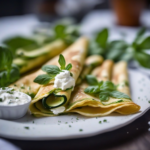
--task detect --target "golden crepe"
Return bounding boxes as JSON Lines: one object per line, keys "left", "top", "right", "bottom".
{"left": 27, "top": 37, "right": 89, "bottom": 117}
{"left": 13, "top": 40, "right": 67, "bottom": 74}
{"left": 66, "top": 60, "right": 140, "bottom": 117}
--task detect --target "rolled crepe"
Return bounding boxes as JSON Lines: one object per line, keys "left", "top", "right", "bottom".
{"left": 66, "top": 60, "right": 140, "bottom": 117}
{"left": 29, "top": 37, "right": 89, "bottom": 117}
{"left": 13, "top": 40, "right": 67, "bottom": 74}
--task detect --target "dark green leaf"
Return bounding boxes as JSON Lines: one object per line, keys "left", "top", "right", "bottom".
{"left": 86, "top": 75, "right": 98, "bottom": 85}
{"left": 95, "top": 28, "right": 108, "bottom": 48}
{"left": 139, "top": 36, "right": 150, "bottom": 49}
{"left": 58, "top": 54, "right": 66, "bottom": 70}
{"left": 134, "top": 51, "right": 150, "bottom": 68}
{"left": 99, "top": 93, "right": 109, "bottom": 101}
{"left": 134, "top": 27, "right": 146, "bottom": 42}
{"left": 0, "top": 64, "right": 20, "bottom": 87}
{"left": 99, "top": 90, "right": 131, "bottom": 101}
{"left": 65, "top": 63, "right": 72, "bottom": 70}
{"left": 42, "top": 65, "right": 60, "bottom": 75}
{"left": 3, "top": 36, "right": 37, "bottom": 55}
{"left": 100, "top": 81, "right": 116, "bottom": 91}
{"left": 84, "top": 86, "right": 100, "bottom": 94}
{"left": 34, "top": 74, "right": 53, "bottom": 85}
{"left": 0, "top": 46, "right": 13, "bottom": 72}
{"left": 106, "top": 40, "right": 128, "bottom": 61}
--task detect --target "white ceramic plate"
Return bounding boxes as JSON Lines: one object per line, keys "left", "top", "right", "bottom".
{"left": 0, "top": 69, "right": 150, "bottom": 140}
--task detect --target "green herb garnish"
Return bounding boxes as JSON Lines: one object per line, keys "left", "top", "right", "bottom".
{"left": 79, "top": 129, "right": 83, "bottom": 132}
{"left": 99, "top": 121, "right": 102, "bottom": 124}
{"left": 24, "top": 126, "right": 29, "bottom": 130}
{"left": 34, "top": 54, "right": 72, "bottom": 85}
{"left": 6, "top": 91, "right": 13, "bottom": 94}
{"left": 84, "top": 75, "right": 131, "bottom": 101}
{"left": 103, "top": 119, "right": 107, "bottom": 122}
{"left": 0, "top": 98, "right": 3, "bottom": 102}
{"left": 0, "top": 46, "right": 20, "bottom": 87}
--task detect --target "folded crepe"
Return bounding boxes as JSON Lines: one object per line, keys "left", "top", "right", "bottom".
{"left": 13, "top": 40, "right": 67, "bottom": 74}
{"left": 66, "top": 60, "right": 140, "bottom": 117}
{"left": 28, "top": 37, "right": 89, "bottom": 117}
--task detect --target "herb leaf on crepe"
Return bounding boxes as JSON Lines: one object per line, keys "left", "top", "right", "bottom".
{"left": 0, "top": 46, "right": 20, "bottom": 87}
{"left": 84, "top": 75, "right": 131, "bottom": 101}
{"left": 42, "top": 65, "right": 60, "bottom": 75}
{"left": 34, "top": 54, "right": 73, "bottom": 85}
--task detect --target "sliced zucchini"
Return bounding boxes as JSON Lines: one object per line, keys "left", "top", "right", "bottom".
{"left": 13, "top": 58, "right": 27, "bottom": 67}
{"left": 34, "top": 101, "right": 53, "bottom": 114}
{"left": 42, "top": 93, "right": 67, "bottom": 109}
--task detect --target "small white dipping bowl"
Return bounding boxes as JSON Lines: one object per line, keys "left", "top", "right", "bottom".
{"left": 0, "top": 94, "right": 31, "bottom": 120}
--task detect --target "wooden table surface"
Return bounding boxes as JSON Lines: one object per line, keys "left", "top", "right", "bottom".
{"left": 1, "top": 109, "right": 150, "bottom": 150}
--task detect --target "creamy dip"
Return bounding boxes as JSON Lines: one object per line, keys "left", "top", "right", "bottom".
{"left": 0, "top": 87, "right": 30, "bottom": 106}
{"left": 54, "top": 70, "right": 75, "bottom": 90}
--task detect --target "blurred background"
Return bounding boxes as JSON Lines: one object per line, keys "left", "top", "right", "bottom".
{"left": 0, "top": 0, "right": 150, "bottom": 24}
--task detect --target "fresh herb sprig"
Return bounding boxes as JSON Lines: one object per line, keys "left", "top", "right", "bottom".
{"left": 34, "top": 54, "right": 72, "bottom": 85}
{"left": 84, "top": 75, "right": 131, "bottom": 101}
{"left": 0, "top": 46, "right": 20, "bottom": 87}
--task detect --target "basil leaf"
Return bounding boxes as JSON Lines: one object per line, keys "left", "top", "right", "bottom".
{"left": 134, "top": 27, "right": 146, "bottom": 43}
{"left": 86, "top": 75, "right": 98, "bottom": 85}
{"left": 9, "top": 64, "right": 20, "bottom": 83}
{"left": 3, "top": 36, "right": 37, "bottom": 55}
{"left": 59, "top": 54, "right": 66, "bottom": 70}
{"left": 99, "top": 90, "right": 131, "bottom": 101}
{"left": 139, "top": 36, "right": 150, "bottom": 49}
{"left": 134, "top": 51, "right": 150, "bottom": 68}
{"left": 84, "top": 86, "right": 100, "bottom": 94}
{"left": 95, "top": 28, "right": 108, "bottom": 49}
{"left": 54, "top": 24, "right": 66, "bottom": 39}
{"left": 65, "top": 63, "right": 72, "bottom": 70}
{"left": 100, "top": 81, "right": 116, "bottom": 91}
{"left": 42, "top": 65, "right": 60, "bottom": 75}
{"left": 34, "top": 74, "right": 53, "bottom": 85}
{"left": 0, "top": 64, "right": 20, "bottom": 87}
{"left": 0, "top": 46, "right": 13, "bottom": 72}
{"left": 88, "top": 41, "right": 105, "bottom": 55}
{"left": 99, "top": 93, "right": 109, "bottom": 101}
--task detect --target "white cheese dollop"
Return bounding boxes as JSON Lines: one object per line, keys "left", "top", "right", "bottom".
{"left": 51, "top": 106, "right": 65, "bottom": 115}
{"left": 0, "top": 87, "right": 30, "bottom": 106}
{"left": 54, "top": 70, "right": 75, "bottom": 90}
